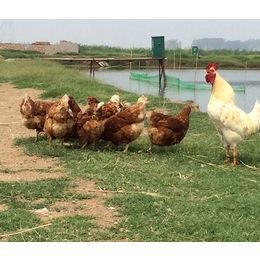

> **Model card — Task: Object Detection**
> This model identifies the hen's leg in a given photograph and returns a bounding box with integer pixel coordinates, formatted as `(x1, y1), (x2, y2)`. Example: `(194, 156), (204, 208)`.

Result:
(81, 142), (87, 150)
(224, 145), (230, 163)
(48, 137), (52, 148)
(147, 143), (153, 154)
(123, 143), (130, 153)
(232, 148), (239, 166)
(105, 141), (110, 149)
(35, 130), (39, 142)
(92, 140), (97, 151)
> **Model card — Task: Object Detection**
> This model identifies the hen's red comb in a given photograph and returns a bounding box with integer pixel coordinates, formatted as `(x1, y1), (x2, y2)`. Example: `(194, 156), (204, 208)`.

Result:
(205, 62), (218, 71)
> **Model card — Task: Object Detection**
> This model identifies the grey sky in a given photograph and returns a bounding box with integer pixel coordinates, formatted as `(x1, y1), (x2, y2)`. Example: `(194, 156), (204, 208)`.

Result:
(1, 18), (260, 49)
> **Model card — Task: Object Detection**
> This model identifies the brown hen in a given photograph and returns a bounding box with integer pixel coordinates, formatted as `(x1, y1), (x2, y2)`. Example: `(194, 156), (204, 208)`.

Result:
(101, 95), (148, 152)
(77, 102), (105, 150)
(44, 94), (75, 148)
(68, 95), (82, 119)
(102, 94), (121, 119)
(86, 95), (130, 119)
(147, 105), (191, 153)
(20, 94), (55, 141)
(68, 96), (105, 149)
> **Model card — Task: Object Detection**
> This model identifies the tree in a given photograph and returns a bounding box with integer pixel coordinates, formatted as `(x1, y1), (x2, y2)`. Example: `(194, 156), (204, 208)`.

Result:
(166, 39), (182, 49)
(191, 38), (260, 51)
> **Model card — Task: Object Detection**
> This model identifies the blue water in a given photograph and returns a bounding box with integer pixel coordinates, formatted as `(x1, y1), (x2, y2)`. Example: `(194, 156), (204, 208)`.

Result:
(86, 68), (260, 113)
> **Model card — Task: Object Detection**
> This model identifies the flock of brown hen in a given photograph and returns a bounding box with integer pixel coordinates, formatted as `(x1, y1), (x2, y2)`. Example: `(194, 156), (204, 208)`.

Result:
(20, 93), (192, 153)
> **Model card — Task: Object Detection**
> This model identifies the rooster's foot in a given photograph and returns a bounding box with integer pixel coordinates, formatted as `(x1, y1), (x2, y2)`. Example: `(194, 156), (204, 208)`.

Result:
(231, 160), (239, 167)
(231, 148), (239, 166)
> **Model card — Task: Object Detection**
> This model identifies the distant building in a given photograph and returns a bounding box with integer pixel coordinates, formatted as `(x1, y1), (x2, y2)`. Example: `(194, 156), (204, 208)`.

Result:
(45, 40), (80, 55)
(0, 40), (79, 55)
(29, 41), (50, 53)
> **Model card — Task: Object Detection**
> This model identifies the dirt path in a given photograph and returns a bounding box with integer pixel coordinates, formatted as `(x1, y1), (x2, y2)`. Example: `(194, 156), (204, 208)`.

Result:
(0, 83), (66, 180)
(0, 83), (118, 234)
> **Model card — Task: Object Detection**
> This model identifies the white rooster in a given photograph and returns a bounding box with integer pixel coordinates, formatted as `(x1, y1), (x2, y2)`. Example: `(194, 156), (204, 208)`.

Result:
(205, 62), (260, 166)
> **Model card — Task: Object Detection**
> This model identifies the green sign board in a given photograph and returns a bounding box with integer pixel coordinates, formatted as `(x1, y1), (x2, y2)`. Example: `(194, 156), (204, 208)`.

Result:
(151, 36), (165, 58)
(192, 46), (198, 55)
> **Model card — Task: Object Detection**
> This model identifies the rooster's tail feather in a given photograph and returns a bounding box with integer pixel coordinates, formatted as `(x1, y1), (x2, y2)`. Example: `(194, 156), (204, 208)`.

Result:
(248, 100), (260, 132)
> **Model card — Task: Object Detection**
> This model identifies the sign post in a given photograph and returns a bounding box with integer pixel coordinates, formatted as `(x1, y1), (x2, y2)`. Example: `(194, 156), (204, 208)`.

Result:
(192, 46), (198, 56)
(192, 46), (199, 90)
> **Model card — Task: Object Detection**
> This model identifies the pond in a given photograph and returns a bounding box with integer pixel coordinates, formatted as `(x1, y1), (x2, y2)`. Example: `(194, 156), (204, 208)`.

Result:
(85, 68), (260, 113)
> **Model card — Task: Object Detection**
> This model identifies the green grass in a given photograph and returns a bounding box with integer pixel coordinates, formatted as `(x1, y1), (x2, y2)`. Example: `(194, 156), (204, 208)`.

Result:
(7, 215), (104, 242)
(0, 49), (45, 59)
(1, 60), (260, 241)
(1, 46), (260, 69)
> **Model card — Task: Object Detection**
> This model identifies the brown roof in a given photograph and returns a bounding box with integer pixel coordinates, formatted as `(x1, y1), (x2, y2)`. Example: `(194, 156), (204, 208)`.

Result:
(32, 42), (50, 45)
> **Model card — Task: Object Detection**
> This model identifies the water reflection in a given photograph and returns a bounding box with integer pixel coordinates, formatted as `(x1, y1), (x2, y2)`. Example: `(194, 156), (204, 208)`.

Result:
(89, 68), (260, 113)
(158, 82), (167, 98)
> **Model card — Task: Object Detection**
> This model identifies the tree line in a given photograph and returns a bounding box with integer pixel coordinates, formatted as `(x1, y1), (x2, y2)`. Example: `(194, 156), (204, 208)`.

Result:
(166, 38), (260, 51)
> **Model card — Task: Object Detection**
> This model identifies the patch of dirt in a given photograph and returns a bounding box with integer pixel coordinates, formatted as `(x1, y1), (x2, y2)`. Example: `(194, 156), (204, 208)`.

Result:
(0, 204), (8, 211)
(31, 179), (119, 227)
(33, 198), (118, 227)
(0, 83), (66, 179)
(0, 83), (118, 232)
(0, 171), (67, 182)
(69, 178), (114, 199)
(31, 198), (48, 205)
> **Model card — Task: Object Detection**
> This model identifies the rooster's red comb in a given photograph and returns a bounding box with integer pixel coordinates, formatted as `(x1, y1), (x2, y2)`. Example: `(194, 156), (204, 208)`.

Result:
(205, 62), (218, 71)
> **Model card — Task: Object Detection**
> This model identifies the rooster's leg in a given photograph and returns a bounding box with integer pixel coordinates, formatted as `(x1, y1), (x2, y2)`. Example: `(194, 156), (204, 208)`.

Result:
(61, 138), (64, 147)
(224, 145), (230, 163)
(123, 143), (130, 153)
(147, 144), (153, 154)
(232, 148), (239, 166)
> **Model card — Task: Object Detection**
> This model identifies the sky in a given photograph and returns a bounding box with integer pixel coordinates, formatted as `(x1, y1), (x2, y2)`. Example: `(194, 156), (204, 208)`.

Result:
(1, 1), (260, 49)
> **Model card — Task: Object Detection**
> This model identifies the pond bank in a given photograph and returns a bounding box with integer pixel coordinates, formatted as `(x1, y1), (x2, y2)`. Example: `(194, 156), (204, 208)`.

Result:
(64, 62), (260, 70)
